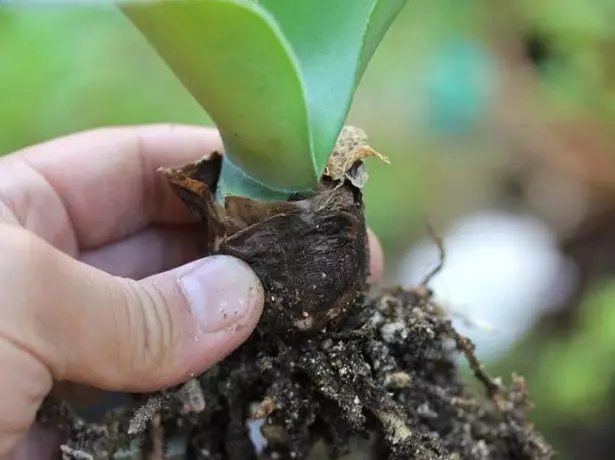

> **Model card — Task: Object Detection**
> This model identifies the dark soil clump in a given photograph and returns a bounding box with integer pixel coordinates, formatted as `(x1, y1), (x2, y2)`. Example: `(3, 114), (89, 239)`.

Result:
(38, 128), (553, 459)
(40, 287), (552, 460)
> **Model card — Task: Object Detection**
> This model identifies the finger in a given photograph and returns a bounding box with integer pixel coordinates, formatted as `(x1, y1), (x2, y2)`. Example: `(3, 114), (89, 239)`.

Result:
(1, 423), (61, 460)
(0, 124), (222, 254)
(367, 228), (384, 284)
(0, 224), (263, 390)
(79, 225), (205, 279)
(0, 224), (264, 453)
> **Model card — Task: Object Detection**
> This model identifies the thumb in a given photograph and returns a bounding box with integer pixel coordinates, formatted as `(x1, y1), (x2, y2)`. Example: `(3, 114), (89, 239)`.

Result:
(0, 225), (264, 393)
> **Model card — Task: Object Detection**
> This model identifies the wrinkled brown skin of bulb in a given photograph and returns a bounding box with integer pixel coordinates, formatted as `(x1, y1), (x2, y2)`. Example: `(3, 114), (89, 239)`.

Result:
(163, 153), (370, 334)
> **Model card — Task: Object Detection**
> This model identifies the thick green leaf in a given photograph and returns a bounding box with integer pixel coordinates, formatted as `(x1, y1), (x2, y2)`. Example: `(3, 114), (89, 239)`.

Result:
(121, 0), (406, 193)
(257, 0), (408, 173)
(120, 0), (317, 194)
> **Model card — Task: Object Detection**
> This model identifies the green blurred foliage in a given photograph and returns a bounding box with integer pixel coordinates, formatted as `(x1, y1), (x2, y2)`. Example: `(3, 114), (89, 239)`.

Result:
(523, 280), (615, 421)
(0, 7), (209, 154)
(519, 0), (615, 121)
(537, 281), (615, 418)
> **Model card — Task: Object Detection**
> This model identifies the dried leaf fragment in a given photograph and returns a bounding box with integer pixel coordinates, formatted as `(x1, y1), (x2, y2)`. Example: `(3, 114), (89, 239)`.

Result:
(176, 378), (206, 414)
(324, 125), (390, 187)
(251, 397), (277, 419)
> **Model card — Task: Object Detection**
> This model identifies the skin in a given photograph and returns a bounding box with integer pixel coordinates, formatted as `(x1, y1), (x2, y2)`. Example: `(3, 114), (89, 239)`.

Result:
(0, 124), (384, 460)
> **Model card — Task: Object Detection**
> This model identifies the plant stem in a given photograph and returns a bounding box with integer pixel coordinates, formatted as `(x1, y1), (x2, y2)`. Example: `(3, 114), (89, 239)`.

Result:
(215, 156), (313, 203)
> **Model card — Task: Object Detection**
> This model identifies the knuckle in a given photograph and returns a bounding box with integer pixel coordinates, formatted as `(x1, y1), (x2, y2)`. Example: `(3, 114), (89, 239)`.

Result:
(0, 225), (70, 376)
(118, 279), (175, 378)
(0, 224), (49, 304)
(0, 223), (37, 262)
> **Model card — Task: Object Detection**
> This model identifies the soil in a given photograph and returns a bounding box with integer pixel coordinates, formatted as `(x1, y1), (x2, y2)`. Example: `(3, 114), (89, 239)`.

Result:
(37, 128), (553, 459)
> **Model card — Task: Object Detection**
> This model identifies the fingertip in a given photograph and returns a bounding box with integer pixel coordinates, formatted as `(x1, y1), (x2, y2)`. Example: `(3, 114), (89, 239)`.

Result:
(168, 256), (264, 382)
(178, 255), (264, 335)
(73, 255), (265, 392)
(367, 227), (384, 284)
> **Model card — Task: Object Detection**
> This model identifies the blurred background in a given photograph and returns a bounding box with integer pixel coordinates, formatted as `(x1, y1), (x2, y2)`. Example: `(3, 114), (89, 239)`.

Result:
(2, 1), (615, 458)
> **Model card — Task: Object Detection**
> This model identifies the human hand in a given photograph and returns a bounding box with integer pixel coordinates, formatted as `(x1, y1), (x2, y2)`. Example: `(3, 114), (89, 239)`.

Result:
(0, 125), (384, 459)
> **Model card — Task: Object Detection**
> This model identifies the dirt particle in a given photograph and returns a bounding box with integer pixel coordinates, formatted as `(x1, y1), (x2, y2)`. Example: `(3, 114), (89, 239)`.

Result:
(380, 321), (406, 343)
(384, 371), (412, 389)
(60, 446), (93, 460)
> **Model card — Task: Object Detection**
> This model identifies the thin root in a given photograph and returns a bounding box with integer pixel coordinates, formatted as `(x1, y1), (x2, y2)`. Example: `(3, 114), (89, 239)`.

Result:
(371, 409), (412, 441)
(420, 221), (446, 287)
(445, 324), (504, 407)
(129, 395), (164, 435)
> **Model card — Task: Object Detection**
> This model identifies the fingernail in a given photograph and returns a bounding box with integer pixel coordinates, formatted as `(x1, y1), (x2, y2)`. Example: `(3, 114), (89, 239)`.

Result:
(178, 255), (263, 333)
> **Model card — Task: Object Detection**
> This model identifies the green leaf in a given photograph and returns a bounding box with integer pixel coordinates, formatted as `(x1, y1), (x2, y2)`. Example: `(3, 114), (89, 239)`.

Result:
(256, 0), (408, 174)
(33, 0), (407, 198)
(121, 0), (406, 197)
(122, 0), (406, 195)
(120, 0), (317, 193)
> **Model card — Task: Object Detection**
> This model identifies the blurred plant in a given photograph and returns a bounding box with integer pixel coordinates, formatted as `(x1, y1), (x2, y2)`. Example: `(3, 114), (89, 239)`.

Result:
(519, 0), (615, 121)
(0, 6), (211, 155)
(423, 37), (496, 135)
(532, 279), (615, 419)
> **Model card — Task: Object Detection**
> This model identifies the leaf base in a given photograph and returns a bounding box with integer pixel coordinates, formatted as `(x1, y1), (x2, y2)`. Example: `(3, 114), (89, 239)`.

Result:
(164, 151), (371, 334)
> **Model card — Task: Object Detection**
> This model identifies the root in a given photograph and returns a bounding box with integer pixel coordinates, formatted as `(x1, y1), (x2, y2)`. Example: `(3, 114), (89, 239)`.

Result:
(420, 221), (446, 287)
(443, 322), (504, 405)
(371, 409), (412, 441)
(143, 414), (165, 460)
(129, 396), (164, 436)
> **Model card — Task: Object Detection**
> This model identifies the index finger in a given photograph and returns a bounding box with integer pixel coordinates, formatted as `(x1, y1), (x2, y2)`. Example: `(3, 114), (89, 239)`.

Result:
(0, 124), (222, 251)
